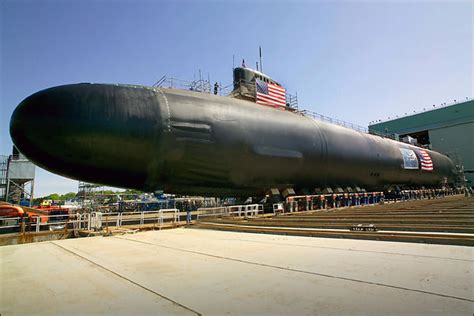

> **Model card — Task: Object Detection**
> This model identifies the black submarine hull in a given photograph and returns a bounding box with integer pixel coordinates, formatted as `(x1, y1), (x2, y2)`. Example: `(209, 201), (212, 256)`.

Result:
(10, 84), (458, 196)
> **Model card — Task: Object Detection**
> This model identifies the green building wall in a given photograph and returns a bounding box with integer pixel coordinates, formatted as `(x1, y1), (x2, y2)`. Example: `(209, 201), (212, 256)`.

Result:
(369, 100), (474, 187)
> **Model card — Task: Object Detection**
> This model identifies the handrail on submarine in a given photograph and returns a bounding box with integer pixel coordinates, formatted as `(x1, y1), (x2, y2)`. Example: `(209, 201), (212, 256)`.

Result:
(153, 75), (212, 93)
(299, 109), (369, 133)
(153, 75), (167, 87)
(151, 74), (399, 137)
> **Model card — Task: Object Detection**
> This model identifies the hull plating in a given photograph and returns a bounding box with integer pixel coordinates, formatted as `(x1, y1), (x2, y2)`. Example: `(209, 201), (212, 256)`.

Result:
(10, 84), (458, 196)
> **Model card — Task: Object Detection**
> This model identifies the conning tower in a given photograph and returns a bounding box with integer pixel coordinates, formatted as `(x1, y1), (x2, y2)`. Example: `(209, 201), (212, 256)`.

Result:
(231, 67), (283, 102)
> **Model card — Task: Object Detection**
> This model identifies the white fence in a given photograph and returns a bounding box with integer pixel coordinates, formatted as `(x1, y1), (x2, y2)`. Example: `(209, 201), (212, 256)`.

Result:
(1, 204), (267, 235)
(197, 204), (264, 220)
(0, 209), (182, 235)
(77, 209), (181, 231)
(0, 213), (70, 233)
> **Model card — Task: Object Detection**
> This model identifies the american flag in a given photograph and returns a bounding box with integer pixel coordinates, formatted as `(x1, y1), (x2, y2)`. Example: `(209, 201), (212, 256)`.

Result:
(255, 79), (286, 108)
(418, 149), (433, 171)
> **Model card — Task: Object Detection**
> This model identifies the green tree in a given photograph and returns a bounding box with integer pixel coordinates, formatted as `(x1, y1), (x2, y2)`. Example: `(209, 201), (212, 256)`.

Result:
(62, 192), (76, 200)
(46, 193), (60, 201)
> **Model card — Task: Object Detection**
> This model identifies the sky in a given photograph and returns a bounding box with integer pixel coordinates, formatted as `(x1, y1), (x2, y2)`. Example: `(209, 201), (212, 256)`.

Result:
(1, 0), (472, 197)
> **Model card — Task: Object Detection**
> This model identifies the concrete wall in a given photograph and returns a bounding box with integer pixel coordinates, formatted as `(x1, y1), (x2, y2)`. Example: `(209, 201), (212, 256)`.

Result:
(429, 122), (474, 186)
(0, 230), (71, 246)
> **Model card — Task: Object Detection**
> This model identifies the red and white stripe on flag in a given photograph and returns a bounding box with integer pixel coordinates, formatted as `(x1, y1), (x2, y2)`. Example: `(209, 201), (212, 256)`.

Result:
(256, 79), (286, 109)
(419, 149), (433, 171)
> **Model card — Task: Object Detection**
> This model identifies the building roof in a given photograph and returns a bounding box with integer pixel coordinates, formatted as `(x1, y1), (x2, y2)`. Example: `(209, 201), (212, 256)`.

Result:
(369, 99), (474, 135)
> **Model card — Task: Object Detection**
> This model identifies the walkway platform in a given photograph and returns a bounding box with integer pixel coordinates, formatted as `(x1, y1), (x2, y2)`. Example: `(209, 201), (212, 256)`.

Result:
(1, 228), (473, 315)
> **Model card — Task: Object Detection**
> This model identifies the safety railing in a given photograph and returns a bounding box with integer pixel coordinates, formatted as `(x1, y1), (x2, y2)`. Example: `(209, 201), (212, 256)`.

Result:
(218, 83), (235, 96)
(197, 206), (229, 219)
(285, 193), (385, 212)
(153, 75), (211, 94)
(197, 204), (264, 220)
(0, 213), (70, 234)
(299, 109), (368, 133)
(282, 188), (464, 212)
(0, 209), (182, 235)
(227, 204), (263, 217)
(79, 209), (181, 231)
(286, 93), (298, 109)
(0, 216), (23, 231)
(152, 75), (374, 134)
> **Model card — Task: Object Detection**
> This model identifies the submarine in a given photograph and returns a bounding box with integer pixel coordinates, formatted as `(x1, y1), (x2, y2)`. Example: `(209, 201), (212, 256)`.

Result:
(10, 67), (460, 197)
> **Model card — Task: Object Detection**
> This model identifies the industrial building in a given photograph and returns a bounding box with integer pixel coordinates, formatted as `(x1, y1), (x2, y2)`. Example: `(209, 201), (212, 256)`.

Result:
(0, 146), (35, 206)
(369, 99), (474, 187)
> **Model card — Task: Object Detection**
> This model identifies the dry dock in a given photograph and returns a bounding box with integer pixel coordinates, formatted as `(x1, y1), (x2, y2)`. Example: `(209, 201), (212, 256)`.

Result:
(1, 228), (473, 315)
(197, 195), (474, 246)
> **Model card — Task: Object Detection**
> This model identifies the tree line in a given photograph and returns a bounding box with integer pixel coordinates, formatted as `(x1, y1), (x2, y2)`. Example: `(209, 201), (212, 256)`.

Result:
(32, 189), (143, 205)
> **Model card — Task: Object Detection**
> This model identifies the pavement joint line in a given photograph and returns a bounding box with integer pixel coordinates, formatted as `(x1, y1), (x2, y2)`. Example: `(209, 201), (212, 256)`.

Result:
(198, 222), (474, 237)
(50, 241), (202, 316)
(161, 228), (474, 262)
(115, 236), (474, 303)
(213, 236), (474, 262)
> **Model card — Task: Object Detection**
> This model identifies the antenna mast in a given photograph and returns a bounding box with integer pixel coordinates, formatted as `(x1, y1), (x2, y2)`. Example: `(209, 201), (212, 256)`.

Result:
(259, 46), (263, 73)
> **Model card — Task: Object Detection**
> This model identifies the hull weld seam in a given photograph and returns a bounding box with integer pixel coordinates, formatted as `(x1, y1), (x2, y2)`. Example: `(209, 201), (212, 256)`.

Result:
(155, 88), (171, 132)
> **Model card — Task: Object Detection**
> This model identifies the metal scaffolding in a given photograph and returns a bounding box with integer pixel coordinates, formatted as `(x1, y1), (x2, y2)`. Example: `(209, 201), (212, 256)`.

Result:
(77, 182), (103, 208)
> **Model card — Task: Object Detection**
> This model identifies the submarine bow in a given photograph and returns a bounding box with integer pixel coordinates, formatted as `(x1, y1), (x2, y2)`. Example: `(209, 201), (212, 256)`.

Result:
(10, 84), (166, 191)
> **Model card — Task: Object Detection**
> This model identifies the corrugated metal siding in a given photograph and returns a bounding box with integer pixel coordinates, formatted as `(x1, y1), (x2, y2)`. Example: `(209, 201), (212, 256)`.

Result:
(369, 100), (474, 135)
(429, 123), (474, 185)
(368, 100), (474, 186)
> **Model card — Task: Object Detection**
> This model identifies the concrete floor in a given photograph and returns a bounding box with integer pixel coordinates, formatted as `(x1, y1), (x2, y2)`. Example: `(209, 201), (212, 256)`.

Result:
(1, 228), (473, 315)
